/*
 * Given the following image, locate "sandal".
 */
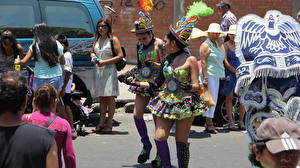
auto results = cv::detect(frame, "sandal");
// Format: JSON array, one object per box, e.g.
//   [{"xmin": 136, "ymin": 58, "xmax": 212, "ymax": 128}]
[
  {"xmin": 101, "ymin": 126, "xmax": 112, "ymax": 134},
  {"xmin": 205, "ymin": 124, "xmax": 219, "ymax": 134},
  {"xmin": 92, "ymin": 125, "xmax": 105, "ymax": 133},
  {"xmin": 227, "ymin": 122, "xmax": 238, "ymax": 131},
  {"xmin": 238, "ymin": 122, "xmax": 246, "ymax": 130}
]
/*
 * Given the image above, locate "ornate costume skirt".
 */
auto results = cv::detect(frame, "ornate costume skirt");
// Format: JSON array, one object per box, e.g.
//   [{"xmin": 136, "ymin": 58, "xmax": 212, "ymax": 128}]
[{"xmin": 147, "ymin": 94, "xmax": 209, "ymax": 120}]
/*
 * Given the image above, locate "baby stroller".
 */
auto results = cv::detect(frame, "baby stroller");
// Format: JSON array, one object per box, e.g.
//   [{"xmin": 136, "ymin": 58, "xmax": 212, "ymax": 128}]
[
  {"xmin": 69, "ymin": 91, "xmax": 98, "ymax": 136},
  {"xmin": 21, "ymin": 66, "xmax": 34, "ymax": 114}
]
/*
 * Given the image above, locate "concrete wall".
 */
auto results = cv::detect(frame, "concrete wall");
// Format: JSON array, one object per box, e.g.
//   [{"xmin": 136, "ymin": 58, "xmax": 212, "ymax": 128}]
[{"xmin": 292, "ymin": 0, "xmax": 300, "ymax": 19}]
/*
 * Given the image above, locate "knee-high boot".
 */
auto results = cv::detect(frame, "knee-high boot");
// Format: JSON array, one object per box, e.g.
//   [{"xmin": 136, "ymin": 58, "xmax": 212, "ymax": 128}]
[
  {"xmin": 176, "ymin": 142, "xmax": 190, "ymax": 168},
  {"xmin": 134, "ymin": 118, "xmax": 152, "ymax": 163},
  {"xmin": 155, "ymin": 140, "xmax": 172, "ymax": 168}
]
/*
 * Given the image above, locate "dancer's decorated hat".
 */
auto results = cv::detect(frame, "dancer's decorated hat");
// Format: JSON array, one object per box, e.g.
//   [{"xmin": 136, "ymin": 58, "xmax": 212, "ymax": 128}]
[
  {"xmin": 169, "ymin": 1, "xmax": 214, "ymax": 45},
  {"xmin": 131, "ymin": 0, "xmax": 154, "ymax": 33}
]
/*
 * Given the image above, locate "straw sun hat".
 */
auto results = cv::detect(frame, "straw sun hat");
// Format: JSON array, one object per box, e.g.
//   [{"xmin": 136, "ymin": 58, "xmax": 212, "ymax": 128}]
[
  {"xmin": 225, "ymin": 24, "xmax": 237, "ymax": 35},
  {"xmin": 191, "ymin": 23, "xmax": 225, "ymax": 39}
]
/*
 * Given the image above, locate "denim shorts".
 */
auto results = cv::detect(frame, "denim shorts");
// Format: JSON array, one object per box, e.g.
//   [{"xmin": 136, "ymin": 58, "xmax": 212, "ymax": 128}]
[{"xmin": 33, "ymin": 76, "xmax": 62, "ymax": 91}]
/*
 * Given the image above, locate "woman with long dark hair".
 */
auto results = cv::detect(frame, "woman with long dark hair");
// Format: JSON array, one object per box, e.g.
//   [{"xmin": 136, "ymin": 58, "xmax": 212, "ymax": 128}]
[
  {"xmin": 15, "ymin": 23, "xmax": 65, "ymax": 91},
  {"xmin": 0, "ymin": 30, "xmax": 23, "ymax": 73},
  {"xmin": 91, "ymin": 17, "xmax": 123, "ymax": 133}
]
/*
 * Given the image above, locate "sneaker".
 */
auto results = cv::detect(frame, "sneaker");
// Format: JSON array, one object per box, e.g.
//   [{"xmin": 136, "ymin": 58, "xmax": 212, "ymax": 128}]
[{"xmin": 72, "ymin": 128, "xmax": 77, "ymax": 140}]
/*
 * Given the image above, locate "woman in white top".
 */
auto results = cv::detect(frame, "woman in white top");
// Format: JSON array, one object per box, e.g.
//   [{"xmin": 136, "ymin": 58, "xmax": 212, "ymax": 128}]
[
  {"xmin": 15, "ymin": 23, "xmax": 65, "ymax": 91},
  {"xmin": 90, "ymin": 17, "xmax": 123, "ymax": 133}
]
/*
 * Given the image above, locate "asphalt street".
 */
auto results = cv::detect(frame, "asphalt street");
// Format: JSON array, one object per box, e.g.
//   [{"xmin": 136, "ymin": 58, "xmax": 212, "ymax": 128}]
[
  {"xmin": 73, "ymin": 64, "xmax": 251, "ymax": 168},
  {"xmin": 73, "ymin": 112, "xmax": 251, "ymax": 168}
]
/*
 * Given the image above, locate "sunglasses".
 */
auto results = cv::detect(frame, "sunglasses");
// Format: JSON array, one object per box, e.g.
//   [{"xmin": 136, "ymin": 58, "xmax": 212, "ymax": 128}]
[{"xmin": 98, "ymin": 24, "xmax": 108, "ymax": 29}]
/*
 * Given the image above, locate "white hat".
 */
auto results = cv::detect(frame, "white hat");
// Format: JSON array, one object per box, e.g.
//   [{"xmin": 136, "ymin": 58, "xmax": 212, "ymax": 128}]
[
  {"xmin": 205, "ymin": 23, "xmax": 224, "ymax": 34},
  {"xmin": 190, "ymin": 28, "xmax": 207, "ymax": 39},
  {"xmin": 225, "ymin": 24, "xmax": 237, "ymax": 35}
]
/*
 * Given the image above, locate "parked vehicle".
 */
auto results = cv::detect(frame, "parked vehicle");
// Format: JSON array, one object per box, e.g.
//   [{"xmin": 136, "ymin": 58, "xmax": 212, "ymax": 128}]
[{"xmin": 0, "ymin": 0, "xmax": 105, "ymax": 107}]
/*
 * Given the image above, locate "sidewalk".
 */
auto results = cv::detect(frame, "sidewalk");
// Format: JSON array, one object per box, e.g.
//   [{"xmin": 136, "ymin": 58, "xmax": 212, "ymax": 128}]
[{"xmin": 116, "ymin": 64, "xmax": 136, "ymax": 101}]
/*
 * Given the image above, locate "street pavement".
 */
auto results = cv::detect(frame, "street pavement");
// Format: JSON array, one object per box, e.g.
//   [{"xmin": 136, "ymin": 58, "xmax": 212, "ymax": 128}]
[
  {"xmin": 73, "ymin": 112, "xmax": 251, "ymax": 168},
  {"xmin": 73, "ymin": 64, "xmax": 251, "ymax": 168}
]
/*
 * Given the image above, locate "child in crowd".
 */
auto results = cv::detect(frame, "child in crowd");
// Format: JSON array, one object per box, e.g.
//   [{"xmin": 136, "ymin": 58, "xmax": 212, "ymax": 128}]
[{"xmin": 56, "ymin": 34, "xmax": 77, "ymax": 139}]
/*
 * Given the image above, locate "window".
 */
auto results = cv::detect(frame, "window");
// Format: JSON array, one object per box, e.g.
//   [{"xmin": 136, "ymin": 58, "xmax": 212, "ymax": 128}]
[
  {"xmin": 41, "ymin": 1, "xmax": 94, "ymax": 38},
  {"xmin": 0, "ymin": 4, "xmax": 36, "ymax": 38}
]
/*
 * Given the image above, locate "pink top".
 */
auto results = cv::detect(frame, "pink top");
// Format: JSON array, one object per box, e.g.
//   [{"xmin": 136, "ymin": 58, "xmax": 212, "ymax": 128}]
[{"xmin": 22, "ymin": 111, "xmax": 76, "ymax": 168}]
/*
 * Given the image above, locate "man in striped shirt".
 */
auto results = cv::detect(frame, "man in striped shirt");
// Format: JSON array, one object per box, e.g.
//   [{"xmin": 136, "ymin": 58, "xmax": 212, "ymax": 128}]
[{"xmin": 216, "ymin": 0, "xmax": 237, "ymax": 32}]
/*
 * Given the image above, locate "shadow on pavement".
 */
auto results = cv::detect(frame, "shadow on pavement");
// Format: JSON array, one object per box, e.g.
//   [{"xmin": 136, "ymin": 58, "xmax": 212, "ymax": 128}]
[
  {"xmin": 122, "ymin": 163, "xmax": 176, "ymax": 168},
  {"xmin": 188, "ymin": 130, "xmax": 211, "ymax": 139},
  {"xmin": 121, "ymin": 163, "xmax": 152, "ymax": 168},
  {"xmin": 169, "ymin": 130, "xmax": 212, "ymax": 139},
  {"xmin": 95, "ymin": 130, "xmax": 129, "ymax": 135}
]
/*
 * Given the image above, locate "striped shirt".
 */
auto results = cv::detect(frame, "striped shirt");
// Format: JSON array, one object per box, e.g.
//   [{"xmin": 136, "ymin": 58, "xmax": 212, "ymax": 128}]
[{"xmin": 220, "ymin": 10, "xmax": 237, "ymax": 31}]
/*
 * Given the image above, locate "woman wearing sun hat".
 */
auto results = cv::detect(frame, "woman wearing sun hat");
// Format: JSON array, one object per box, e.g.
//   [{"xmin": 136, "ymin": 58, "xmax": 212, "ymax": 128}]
[
  {"xmin": 127, "ymin": 2, "xmax": 213, "ymax": 167},
  {"xmin": 200, "ymin": 23, "xmax": 232, "ymax": 134},
  {"xmin": 117, "ymin": 1, "xmax": 165, "ymax": 166},
  {"xmin": 222, "ymin": 24, "xmax": 246, "ymax": 131}
]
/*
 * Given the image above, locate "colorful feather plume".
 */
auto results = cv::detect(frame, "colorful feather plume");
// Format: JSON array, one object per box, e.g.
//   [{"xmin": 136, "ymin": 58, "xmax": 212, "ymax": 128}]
[
  {"xmin": 186, "ymin": 1, "xmax": 214, "ymax": 22},
  {"xmin": 140, "ymin": 0, "xmax": 153, "ymax": 12}
]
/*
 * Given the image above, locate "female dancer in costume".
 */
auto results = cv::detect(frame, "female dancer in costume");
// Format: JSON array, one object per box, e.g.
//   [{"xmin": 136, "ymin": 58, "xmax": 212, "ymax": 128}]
[
  {"xmin": 118, "ymin": 4, "xmax": 165, "ymax": 166},
  {"xmin": 125, "ymin": 2, "xmax": 213, "ymax": 167}
]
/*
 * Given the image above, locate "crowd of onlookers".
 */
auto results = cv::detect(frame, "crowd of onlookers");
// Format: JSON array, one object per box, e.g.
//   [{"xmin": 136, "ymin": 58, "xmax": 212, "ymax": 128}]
[{"xmin": 1, "ymin": 0, "xmax": 300, "ymax": 168}]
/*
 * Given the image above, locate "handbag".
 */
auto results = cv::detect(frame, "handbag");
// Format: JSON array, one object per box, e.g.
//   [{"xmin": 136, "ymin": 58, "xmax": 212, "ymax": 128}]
[
  {"xmin": 110, "ymin": 38, "xmax": 126, "ymax": 71},
  {"xmin": 199, "ymin": 86, "xmax": 216, "ymax": 107}
]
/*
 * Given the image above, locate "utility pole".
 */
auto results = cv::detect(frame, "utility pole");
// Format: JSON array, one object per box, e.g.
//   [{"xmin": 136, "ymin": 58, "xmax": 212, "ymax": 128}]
[{"xmin": 173, "ymin": 0, "xmax": 185, "ymax": 25}]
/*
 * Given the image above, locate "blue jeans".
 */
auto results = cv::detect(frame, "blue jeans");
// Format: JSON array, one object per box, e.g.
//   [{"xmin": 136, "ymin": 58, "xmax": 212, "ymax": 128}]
[{"xmin": 33, "ymin": 76, "xmax": 62, "ymax": 91}]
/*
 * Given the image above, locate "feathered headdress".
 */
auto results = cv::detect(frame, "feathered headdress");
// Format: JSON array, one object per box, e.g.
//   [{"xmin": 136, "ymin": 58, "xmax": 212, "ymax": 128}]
[
  {"xmin": 131, "ymin": 0, "xmax": 154, "ymax": 33},
  {"xmin": 170, "ymin": 1, "xmax": 214, "ymax": 45},
  {"xmin": 140, "ymin": 0, "xmax": 153, "ymax": 12}
]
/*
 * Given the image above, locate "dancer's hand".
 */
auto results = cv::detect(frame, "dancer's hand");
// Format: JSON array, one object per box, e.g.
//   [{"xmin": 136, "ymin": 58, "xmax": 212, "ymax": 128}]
[
  {"xmin": 144, "ymin": 60, "xmax": 153, "ymax": 66},
  {"xmin": 203, "ymin": 77, "xmax": 208, "ymax": 88},
  {"xmin": 117, "ymin": 74, "xmax": 127, "ymax": 83},
  {"xmin": 124, "ymin": 77, "xmax": 139, "ymax": 86},
  {"xmin": 138, "ymin": 82, "xmax": 150, "ymax": 88}
]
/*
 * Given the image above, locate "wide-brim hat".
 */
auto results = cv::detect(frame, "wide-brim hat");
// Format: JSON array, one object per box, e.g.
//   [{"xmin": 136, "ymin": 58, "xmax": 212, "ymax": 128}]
[
  {"xmin": 131, "ymin": 26, "xmax": 154, "ymax": 34},
  {"xmin": 169, "ymin": 26, "xmax": 189, "ymax": 46},
  {"xmin": 190, "ymin": 28, "xmax": 207, "ymax": 39},
  {"xmin": 256, "ymin": 117, "xmax": 300, "ymax": 154},
  {"xmin": 205, "ymin": 23, "xmax": 224, "ymax": 33},
  {"xmin": 204, "ymin": 23, "xmax": 225, "ymax": 37},
  {"xmin": 225, "ymin": 24, "xmax": 237, "ymax": 35}
]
